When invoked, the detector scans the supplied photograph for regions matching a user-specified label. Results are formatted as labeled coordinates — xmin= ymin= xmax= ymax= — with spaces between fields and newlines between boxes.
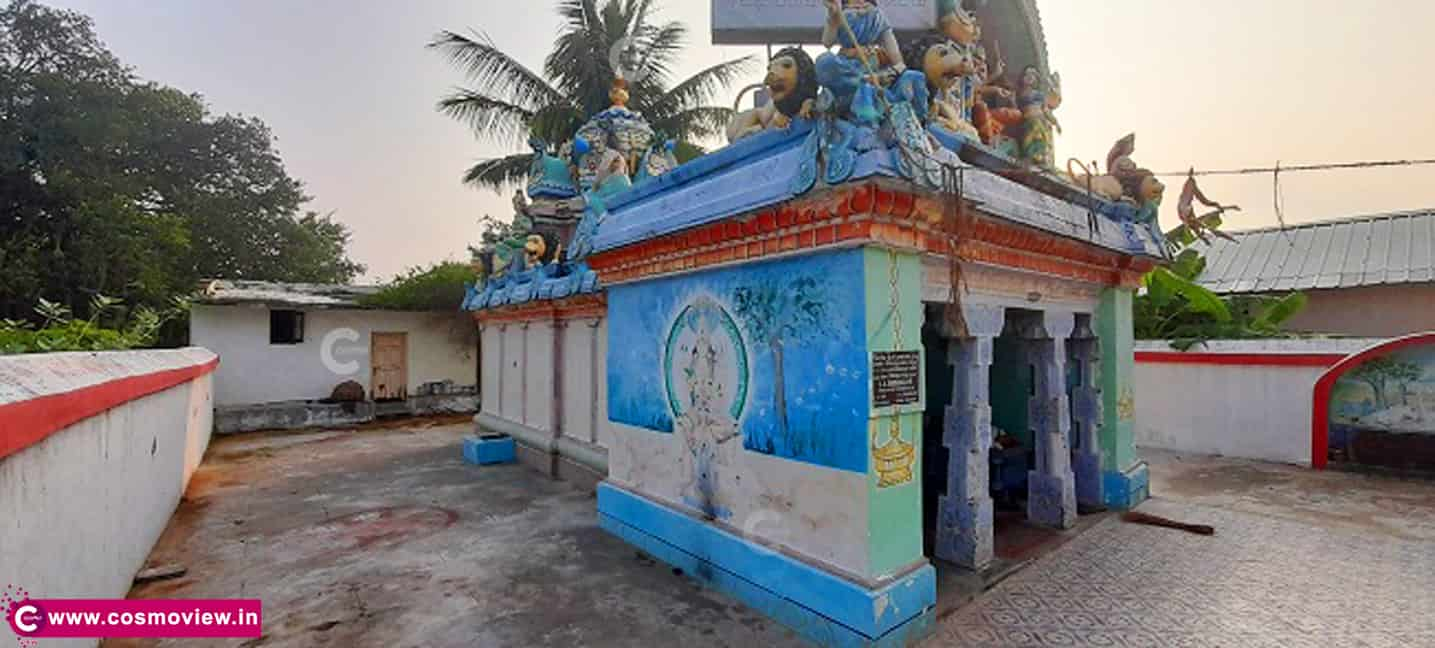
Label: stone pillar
xmin=1023 ymin=311 xmax=1077 ymax=530
xmin=1098 ymin=288 xmax=1149 ymax=509
xmin=934 ymin=304 xmax=1003 ymax=570
xmin=1068 ymin=316 xmax=1103 ymax=509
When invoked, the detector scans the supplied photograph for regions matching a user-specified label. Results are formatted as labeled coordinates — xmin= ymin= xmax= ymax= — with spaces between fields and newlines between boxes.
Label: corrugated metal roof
xmin=1195 ymin=209 xmax=1435 ymax=294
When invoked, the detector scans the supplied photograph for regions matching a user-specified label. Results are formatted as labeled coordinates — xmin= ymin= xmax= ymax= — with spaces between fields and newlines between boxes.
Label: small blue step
xmin=463 ymin=434 xmax=516 ymax=465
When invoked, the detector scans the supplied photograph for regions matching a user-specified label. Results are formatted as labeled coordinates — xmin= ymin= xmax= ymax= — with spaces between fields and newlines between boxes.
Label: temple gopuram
xmin=465 ymin=1 xmax=1164 ymax=644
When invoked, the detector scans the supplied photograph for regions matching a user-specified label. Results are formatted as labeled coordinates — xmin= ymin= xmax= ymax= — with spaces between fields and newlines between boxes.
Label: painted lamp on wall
xmin=872 ymin=418 xmax=916 ymax=487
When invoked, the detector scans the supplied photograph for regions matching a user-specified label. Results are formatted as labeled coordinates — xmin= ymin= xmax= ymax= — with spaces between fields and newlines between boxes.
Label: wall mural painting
xmin=1328 ymin=344 xmax=1435 ymax=471
xmin=608 ymin=249 xmax=870 ymax=482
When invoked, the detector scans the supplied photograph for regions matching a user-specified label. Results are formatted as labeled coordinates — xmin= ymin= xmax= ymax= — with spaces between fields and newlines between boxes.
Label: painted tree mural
xmin=730 ymin=276 xmax=836 ymax=442
xmin=1351 ymin=356 xmax=1424 ymax=409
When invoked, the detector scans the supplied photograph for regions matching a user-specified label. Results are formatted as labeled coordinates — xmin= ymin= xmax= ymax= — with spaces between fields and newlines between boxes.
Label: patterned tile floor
xmin=930 ymin=496 xmax=1435 ymax=647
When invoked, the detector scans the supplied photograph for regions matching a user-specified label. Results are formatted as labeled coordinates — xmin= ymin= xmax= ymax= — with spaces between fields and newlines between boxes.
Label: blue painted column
xmin=1068 ymin=317 xmax=1104 ymax=508
xmin=1023 ymin=311 xmax=1077 ymax=530
xmin=934 ymin=304 xmax=1003 ymax=570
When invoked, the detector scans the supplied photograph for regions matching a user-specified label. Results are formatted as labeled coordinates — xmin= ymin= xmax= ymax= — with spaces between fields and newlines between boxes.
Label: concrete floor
xmin=114 ymin=425 xmax=1435 ymax=647
xmin=110 ymin=419 xmax=806 ymax=647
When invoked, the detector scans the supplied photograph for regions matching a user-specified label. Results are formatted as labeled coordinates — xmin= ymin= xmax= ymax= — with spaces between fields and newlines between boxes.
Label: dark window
xmin=270 ymin=310 xmax=305 ymax=345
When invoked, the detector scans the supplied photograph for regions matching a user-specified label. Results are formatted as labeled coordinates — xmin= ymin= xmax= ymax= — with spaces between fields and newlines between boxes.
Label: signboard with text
xmin=871 ymin=350 xmax=922 ymax=409
xmin=711 ymin=0 xmax=939 ymax=45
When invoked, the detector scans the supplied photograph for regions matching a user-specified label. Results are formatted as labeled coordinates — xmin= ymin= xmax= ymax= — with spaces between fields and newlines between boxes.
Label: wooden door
xmin=371 ymin=332 xmax=408 ymax=401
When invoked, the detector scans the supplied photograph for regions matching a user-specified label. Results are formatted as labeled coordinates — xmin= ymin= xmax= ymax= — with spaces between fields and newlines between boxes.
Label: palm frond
xmin=436 ymin=91 xmax=535 ymax=148
xmin=528 ymin=103 xmax=587 ymax=145
xmin=462 ymin=152 xmax=535 ymax=193
xmin=630 ymin=21 xmax=686 ymax=87
xmin=556 ymin=0 xmax=602 ymax=33
xmin=428 ymin=30 xmax=564 ymax=111
xmin=649 ymin=106 xmax=735 ymax=142
xmin=546 ymin=28 xmax=614 ymax=115
xmin=641 ymin=55 xmax=756 ymax=119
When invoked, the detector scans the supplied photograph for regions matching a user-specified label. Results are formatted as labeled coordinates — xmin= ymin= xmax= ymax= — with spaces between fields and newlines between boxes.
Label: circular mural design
xmin=663 ymin=296 xmax=749 ymax=421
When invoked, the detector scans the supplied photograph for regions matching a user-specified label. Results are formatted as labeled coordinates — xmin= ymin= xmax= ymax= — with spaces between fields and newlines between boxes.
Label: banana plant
xmin=1135 ymin=248 xmax=1308 ymax=350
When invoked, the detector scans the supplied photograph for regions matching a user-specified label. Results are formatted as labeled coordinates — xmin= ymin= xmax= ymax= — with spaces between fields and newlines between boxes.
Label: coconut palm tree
xmin=431 ymin=0 xmax=754 ymax=191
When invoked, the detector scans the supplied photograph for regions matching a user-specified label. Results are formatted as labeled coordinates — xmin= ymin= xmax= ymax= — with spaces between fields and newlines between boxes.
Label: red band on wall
xmin=0 ymin=357 xmax=219 ymax=461
xmin=1135 ymin=351 xmax=1347 ymax=367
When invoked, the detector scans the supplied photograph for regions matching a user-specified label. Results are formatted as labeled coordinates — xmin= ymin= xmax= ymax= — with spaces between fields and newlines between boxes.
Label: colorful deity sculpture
xmin=900 ymin=34 xmax=978 ymax=140
xmin=815 ymin=0 xmax=906 ymax=122
xmin=969 ymin=44 xmax=1022 ymax=152
xmin=1015 ymin=65 xmax=1060 ymax=169
xmin=726 ymin=47 xmax=820 ymax=142
xmin=526 ymin=137 xmax=579 ymax=200
xmin=937 ymin=0 xmax=982 ymax=46
xmin=572 ymin=78 xmax=653 ymax=190
xmin=636 ymin=138 xmax=680 ymax=183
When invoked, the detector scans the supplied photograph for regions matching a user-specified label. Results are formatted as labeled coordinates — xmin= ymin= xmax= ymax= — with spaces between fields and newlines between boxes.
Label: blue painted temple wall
xmin=607 ymin=248 xmax=871 ymax=473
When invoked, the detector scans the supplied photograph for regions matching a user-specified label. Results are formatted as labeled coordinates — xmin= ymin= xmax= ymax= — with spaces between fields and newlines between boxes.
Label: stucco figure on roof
xmin=1173 ymin=169 xmax=1240 ymax=247
xmin=726 ymin=47 xmax=818 ymax=143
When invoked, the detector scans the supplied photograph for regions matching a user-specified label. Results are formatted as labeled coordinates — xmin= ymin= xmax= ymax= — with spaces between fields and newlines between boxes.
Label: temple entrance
xmin=920 ymin=309 xmax=952 ymax=559
xmin=988 ymin=312 xmax=1044 ymax=562
xmin=922 ymin=304 xmax=1099 ymax=579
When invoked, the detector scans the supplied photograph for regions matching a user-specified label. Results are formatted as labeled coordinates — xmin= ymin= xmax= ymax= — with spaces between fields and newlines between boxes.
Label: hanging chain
xmin=872 ymin=245 xmax=915 ymax=487
xmin=886 ymin=247 xmax=902 ymax=443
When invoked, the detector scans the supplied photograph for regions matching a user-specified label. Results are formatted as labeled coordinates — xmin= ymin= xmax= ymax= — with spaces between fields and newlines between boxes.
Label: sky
xmin=50 ymin=0 xmax=1435 ymax=281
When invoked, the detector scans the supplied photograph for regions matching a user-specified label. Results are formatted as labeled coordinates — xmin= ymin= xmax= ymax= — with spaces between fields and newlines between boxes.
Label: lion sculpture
xmin=725 ymin=47 xmax=819 ymax=143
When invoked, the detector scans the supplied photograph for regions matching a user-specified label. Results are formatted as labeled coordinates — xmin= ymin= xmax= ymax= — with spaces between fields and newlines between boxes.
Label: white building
xmin=190 ymin=280 xmax=478 ymax=432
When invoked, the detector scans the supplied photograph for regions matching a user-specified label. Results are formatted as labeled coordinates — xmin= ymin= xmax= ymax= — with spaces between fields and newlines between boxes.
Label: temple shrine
xmin=464 ymin=1 xmax=1165 ymax=644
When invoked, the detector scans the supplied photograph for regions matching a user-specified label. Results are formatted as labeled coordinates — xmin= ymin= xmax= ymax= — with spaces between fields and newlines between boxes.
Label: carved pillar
xmin=588 ymin=318 xmax=602 ymax=446
xmin=934 ymin=303 xmax=1003 ymax=570
xmin=553 ymin=318 xmax=566 ymax=438
xmin=496 ymin=323 xmax=509 ymax=420
xmin=1068 ymin=316 xmax=1104 ymax=509
xmin=1022 ymin=311 xmax=1076 ymax=530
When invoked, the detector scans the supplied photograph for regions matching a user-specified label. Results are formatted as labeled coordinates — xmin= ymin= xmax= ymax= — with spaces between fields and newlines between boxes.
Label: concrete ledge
xmin=515 ymin=440 xmax=556 ymax=476
xmin=218 ymin=394 xmax=478 ymax=434
xmin=556 ymin=455 xmax=604 ymax=492
xmin=1103 ymin=462 xmax=1150 ymax=510
xmin=216 ymin=400 xmax=375 ymax=434
xmin=597 ymin=482 xmax=935 ymax=645
xmin=1 ymin=349 xmax=214 ymax=601
xmin=0 ymin=348 xmax=217 ymax=459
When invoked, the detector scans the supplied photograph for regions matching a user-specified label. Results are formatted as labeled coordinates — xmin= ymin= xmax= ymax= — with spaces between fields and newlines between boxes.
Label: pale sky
xmin=52 ymin=0 xmax=1435 ymax=280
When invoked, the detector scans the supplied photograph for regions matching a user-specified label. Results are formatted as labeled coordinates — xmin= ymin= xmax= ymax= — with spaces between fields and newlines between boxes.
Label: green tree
xmin=1351 ymin=356 xmax=1424 ymax=409
xmin=730 ymin=276 xmax=836 ymax=443
xmin=430 ymin=0 xmax=753 ymax=191
xmin=0 ymin=294 xmax=187 ymax=354
xmin=0 ymin=0 xmax=363 ymax=323
xmin=360 ymin=262 xmax=477 ymax=312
